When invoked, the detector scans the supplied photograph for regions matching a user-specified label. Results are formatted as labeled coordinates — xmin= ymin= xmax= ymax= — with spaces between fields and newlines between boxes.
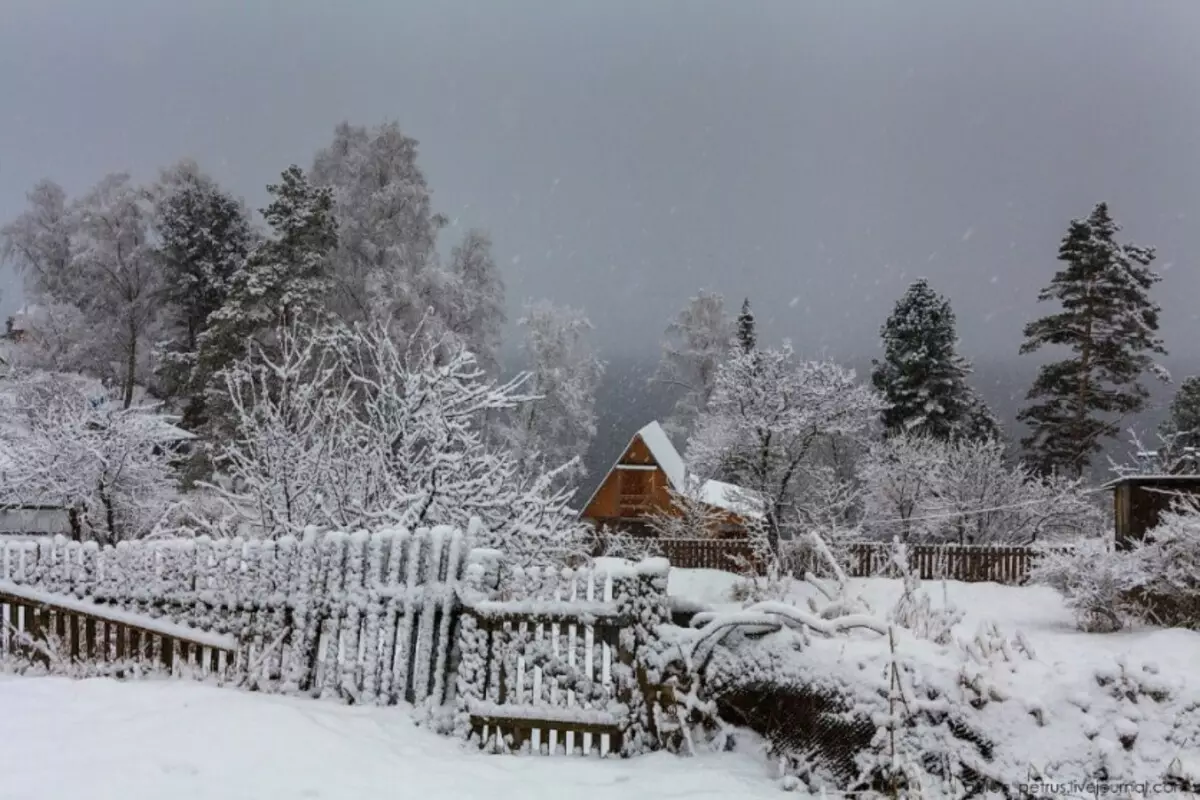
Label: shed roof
xmin=1102 ymin=473 xmax=1200 ymax=490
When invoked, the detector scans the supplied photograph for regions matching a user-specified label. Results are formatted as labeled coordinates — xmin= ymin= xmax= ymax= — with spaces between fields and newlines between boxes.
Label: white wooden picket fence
xmin=0 ymin=526 xmax=468 ymax=706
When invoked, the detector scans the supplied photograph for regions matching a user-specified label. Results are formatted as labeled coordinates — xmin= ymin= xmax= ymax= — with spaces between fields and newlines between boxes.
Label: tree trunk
xmin=123 ymin=315 xmax=138 ymax=409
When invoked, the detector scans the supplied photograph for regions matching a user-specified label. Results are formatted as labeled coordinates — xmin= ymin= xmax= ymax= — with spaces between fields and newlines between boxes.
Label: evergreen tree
xmin=151 ymin=160 xmax=254 ymax=427
xmin=195 ymin=165 xmax=338 ymax=439
xmin=736 ymin=297 xmax=757 ymax=353
xmin=871 ymin=278 xmax=981 ymax=441
xmin=1019 ymin=202 xmax=1167 ymax=477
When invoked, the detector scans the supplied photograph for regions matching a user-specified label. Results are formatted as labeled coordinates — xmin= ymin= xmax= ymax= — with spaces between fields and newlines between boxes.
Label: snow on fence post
xmin=318 ymin=532 xmax=349 ymax=700
xmin=612 ymin=556 xmax=671 ymax=757
xmin=454 ymin=547 xmax=504 ymax=739
xmin=360 ymin=530 xmax=387 ymax=705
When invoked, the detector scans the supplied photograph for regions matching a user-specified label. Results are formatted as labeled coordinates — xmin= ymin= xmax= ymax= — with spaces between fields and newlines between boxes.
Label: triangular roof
xmin=580 ymin=420 xmax=764 ymax=520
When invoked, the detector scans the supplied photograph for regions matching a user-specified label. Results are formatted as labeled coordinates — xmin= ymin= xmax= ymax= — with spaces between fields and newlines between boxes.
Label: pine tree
xmin=152 ymin=160 xmax=254 ymax=427
xmin=871 ymin=278 xmax=982 ymax=441
xmin=736 ymin=297 xmax=757 ymax=353
xmin=195 ymin=165 xmax=338 ymax=442
xmin=1019 ymin=202 xmax=1166 ymax=477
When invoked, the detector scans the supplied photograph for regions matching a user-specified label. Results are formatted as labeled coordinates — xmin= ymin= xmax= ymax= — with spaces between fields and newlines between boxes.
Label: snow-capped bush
xmin=861 ymin=435 xmax=1103 ymax=545
xmin=1125 ymin=506 xmax=1200 ymax=629
xmin=201 ymin=319 xmax=589 ymax=564
xmin=1029 ymin=539 xmax=1145 ymax=633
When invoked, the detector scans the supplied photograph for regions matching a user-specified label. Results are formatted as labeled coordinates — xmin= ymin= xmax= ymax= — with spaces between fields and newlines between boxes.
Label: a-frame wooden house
xmin=579 ymin=420 xmax=762 ymax=537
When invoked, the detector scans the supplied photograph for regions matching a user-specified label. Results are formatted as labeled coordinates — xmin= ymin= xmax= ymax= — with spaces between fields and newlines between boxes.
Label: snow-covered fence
xmin=0 ymin=527 xmax=467 ymax=705
xmin=0 ymin=580 xmax=237 ymax=677
xmin=658 ymin=537 xmax=1065 ymax=584
xmin=454 ymin=553 xmax=671 ymax=757
xmin=845 ymin=542 xmax=1070 ymax=583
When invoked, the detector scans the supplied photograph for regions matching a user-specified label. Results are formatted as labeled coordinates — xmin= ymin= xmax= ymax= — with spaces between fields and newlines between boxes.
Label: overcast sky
xmin=2 ymin=0 xmax=1199 ymax=362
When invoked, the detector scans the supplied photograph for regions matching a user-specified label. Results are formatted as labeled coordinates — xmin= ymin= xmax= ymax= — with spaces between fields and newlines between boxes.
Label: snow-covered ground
xmin=668 ymin=567 xmax=1200 ymax=680
xmin=0 ymin=676 xmax=782 ymax=800
xmin=4 ymin=568 xmax=1198 ymax=800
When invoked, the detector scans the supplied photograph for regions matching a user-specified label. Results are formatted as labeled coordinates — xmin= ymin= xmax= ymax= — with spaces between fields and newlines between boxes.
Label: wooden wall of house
xmin=581 ymin=435 xmax=675 ymax=523
xmin=580 ymin=434 xmax=753 ymax=538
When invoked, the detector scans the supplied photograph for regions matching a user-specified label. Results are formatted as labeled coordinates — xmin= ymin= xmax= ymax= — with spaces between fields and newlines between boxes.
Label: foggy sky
xmin=2 ymin=0 xmax=1199 ymax=364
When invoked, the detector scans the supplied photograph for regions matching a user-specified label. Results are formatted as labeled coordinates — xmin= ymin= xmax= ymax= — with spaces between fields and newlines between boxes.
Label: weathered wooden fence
xmin=657 ymin=538 xmax=1062 ymax=584
xmin=0 ymin=580 xmax=237 ymax=676
xmin=454 ymin=554 xmax=671 ymax=757
xmin=0 ymin=526 xmax=467 ymax=705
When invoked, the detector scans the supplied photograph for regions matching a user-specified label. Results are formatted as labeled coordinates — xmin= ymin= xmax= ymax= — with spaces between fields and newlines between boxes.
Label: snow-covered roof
xmin=1102 ymin=473 xmax=1200 ymax=489
xmin=692 ymin=477 xmax=766 ymax=520
xmin=580 ymin=419 xmax=762 ymax=521
xmin=635 ymin=421 xmax=686 ymax=489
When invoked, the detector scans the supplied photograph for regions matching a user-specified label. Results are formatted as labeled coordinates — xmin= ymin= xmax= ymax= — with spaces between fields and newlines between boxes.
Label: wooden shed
xmin=1105 ymin=474 xmax=1200 ymax=550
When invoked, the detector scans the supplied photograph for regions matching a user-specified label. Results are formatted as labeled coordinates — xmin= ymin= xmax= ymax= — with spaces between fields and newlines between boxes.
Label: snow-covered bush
xmin=1126 ymin=506 xmax=1200 ymax=629
xmin=0 ymin=369 xmax=182 ymax=543
xmin=861 ymin=434 xmax=1103 ymax=545
xmin=1028 ymin=539 xmax=1145 ymax=633
xmin=200 ymin=319 xmax=589 ymax=564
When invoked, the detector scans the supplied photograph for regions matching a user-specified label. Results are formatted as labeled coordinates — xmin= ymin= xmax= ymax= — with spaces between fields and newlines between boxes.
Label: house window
xmin=618 ymin=466 xmax=654 ymax=517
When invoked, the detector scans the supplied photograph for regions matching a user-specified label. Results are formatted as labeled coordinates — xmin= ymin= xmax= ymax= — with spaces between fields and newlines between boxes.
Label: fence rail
xmin=0 ymin=580 xmax=237 ymax=676
xmin=653 ymin=538 xmax=1064 ymax=584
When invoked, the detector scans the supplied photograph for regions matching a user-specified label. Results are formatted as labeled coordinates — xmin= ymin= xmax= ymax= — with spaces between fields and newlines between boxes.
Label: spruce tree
xmin=736 ymin=297 xmax=757 ymax=353
xmin=871 ymin=278 xmax=982 ymax=440
xmin=152 ymin=162 xmax=253 ymax=427
xmin=1018 ymin=202 xmax=1166 ymax=477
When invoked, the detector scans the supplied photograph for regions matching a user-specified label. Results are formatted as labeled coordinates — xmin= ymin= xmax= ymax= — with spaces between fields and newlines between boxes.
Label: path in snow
xmin=0 ymin=677 xmax=784 ymax=800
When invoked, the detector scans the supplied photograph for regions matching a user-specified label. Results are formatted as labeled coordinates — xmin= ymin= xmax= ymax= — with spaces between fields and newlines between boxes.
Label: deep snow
xmin=0 ymin=676 xmax=783 ymax=800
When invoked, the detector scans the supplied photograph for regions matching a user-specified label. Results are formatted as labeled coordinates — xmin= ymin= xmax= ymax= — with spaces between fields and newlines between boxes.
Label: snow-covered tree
xmin=735 ymin=297 xmax=756 ymax=354
xmin=859 ymin=435 xmax=947 ymax=544
xmin=1 ymin=180 xmax=73 ymax=300
xmin=3 ymin=175 xmax=163 ymax=408
xmin=1019 ymin=202 xmax=1168 ymax=477
xmin=442 ymin=229 xmax=506 ymax=376
xmin=1156 ymin=376 xmax=1200 ymax=472
xmin=861 ymin=434 xmax=1103 ymax=545
xmin=652 ymin=290 xmax=734 ymax=440
xmin=503 ymin=300 xmax=604 ymax=484
xmin=151 ymin=160 xmax=255 ymax=427
xmin=0 ymin=369 xmax=182 ymax=543
xmin=197 ymin=165 xmax=338 ymax=425
xmin=871 ymin=278 xmax=990 ymax=441
xmin=204 ymin=319 xmax=587 ymax=564
xmin=67 ymin=174 xmax=164 ymax=408
xmin=688 ymin=345 xmax=881 ymax=551
xmin=310 ymin=121 xmax=446 ymax=329
xmin=0 ymin=302 xmax=98 ymax=377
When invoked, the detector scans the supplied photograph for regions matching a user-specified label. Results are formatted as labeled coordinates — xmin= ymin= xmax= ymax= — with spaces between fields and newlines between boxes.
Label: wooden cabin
xmin=579 ymin=420 xmax=762 ymax=537
xmin=1105 ymin=474 xmax=1200 ymax=550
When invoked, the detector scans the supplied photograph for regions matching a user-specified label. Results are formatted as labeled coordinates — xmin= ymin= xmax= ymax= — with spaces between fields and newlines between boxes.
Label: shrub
xmin=1028 ymin=539 xmax=1145 ymax=632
